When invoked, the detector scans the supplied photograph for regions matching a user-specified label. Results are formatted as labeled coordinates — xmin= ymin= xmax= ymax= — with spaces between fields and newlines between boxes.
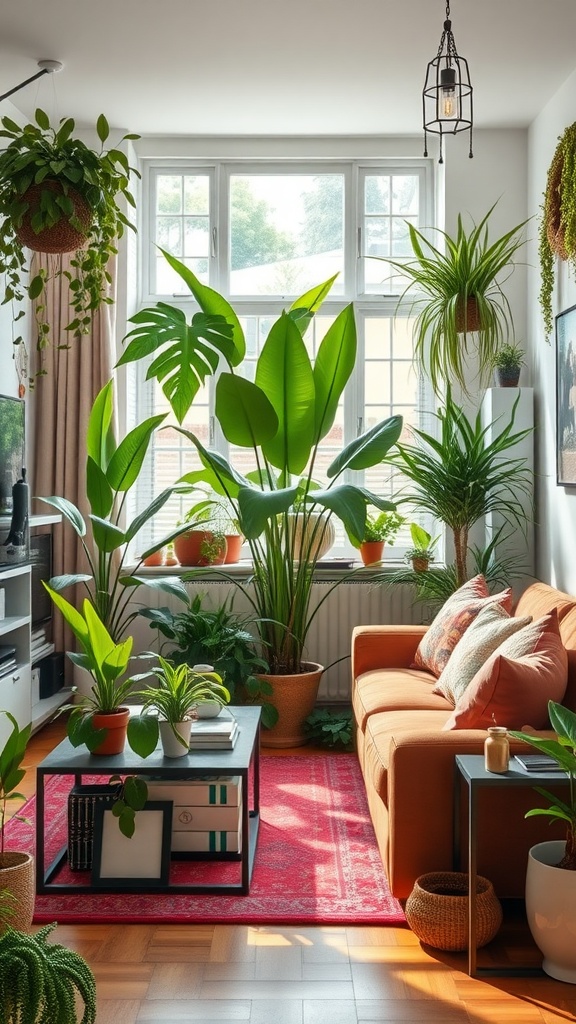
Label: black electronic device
xmin=29 ymin=532 xmax=53 ymax=628
xmin=39 ymin=651 xmax=65 ymax=699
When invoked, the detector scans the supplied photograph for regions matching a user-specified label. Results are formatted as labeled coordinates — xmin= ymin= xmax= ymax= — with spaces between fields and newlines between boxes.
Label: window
xmin=131 ymin=159 xmax=433 ymax=559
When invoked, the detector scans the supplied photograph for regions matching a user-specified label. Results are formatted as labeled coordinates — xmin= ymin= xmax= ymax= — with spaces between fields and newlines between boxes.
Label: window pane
xmin=229 ymin=174 xmax=344 ymax=296
xmin=363 ymin=172 xmax=420 ymax=295
xmin=153 ymin=173 xmax=210 ymax=293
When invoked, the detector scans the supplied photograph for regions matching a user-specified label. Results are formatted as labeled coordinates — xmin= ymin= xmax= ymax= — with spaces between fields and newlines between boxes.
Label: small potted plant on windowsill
xmin=172 ymin=499 xmax=228 ymax=567
xmin=404 ymin=523 xmax=438 ymax=572
xmin=492 ymin=341 xmax=524 ymax=388
xmin=353 ymin=510 xmax=404 ymax=566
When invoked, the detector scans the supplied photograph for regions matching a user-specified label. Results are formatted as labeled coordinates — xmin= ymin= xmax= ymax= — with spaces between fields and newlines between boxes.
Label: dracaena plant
xmin=39 ymin=378 xmax=189 ymax=642
xmin=510 ymin=701 xmax=576 ymax=870
xmin=117 ymin=253 xmax=403 ymax=675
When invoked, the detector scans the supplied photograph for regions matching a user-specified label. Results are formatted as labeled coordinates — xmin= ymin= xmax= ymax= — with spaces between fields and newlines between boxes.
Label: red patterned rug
xmin=5 ymin=754 xmax=405 ymax=926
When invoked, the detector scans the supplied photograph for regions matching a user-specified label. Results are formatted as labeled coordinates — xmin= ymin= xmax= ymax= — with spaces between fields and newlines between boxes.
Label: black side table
xmin=454 ymin=753 xmax=567 ymax=977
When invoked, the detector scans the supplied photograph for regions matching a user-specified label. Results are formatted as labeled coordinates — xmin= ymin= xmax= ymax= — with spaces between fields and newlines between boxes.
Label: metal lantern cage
xmin=423 ymin=2 xmax=473 ymax=164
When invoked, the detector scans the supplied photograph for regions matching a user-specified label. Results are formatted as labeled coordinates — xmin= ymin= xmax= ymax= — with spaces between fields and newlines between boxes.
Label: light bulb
xmin=439 ymin=66 xmax=457 ymax=120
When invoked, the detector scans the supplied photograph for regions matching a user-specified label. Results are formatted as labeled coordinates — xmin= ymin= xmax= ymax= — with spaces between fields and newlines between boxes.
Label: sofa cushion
xmin=363 ymin=709 xmax=453 ymax=807
xmin=353 ymin=668 xmax=452 ymax=731
xmin=412 ymin=575 xmax=513 ymax=678
xmin=444 ymin=609 xmax=568 ymax=730
xmin=514 ymin=581 xmax=576 ymax=622
xmin=432 ymin=602 xmax=532 ymax=705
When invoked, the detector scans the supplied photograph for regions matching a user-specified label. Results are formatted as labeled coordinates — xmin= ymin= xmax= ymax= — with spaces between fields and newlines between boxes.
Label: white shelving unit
xmin=0 ymin=513 xmax=65 ymax=746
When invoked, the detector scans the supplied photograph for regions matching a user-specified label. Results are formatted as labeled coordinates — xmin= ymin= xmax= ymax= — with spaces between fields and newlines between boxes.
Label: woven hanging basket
xmin=455 ymin=295 xmax=481 ymax=334
xmin=0 ymin=851 xmax=35 ymax=933
xmin=546 ymin=153 xmax=569 ymax=261
xmin=15 ymin=180 xmax=91 ymax=254
xmin=405 ymin=870 xmax=503 ymax=951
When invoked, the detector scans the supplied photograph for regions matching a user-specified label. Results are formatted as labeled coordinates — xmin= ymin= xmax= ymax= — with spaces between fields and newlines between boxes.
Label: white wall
xmin=527 ymin=70 xmax=576 ymax=591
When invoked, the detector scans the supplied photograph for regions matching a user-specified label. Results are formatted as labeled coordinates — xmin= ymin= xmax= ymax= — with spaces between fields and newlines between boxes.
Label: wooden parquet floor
xmin=9 ymin=720 xmax=576 ymax=1023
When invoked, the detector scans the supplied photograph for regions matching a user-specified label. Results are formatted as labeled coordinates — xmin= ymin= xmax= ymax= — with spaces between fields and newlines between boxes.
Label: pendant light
xmin=422 ymin=1 xmax=473 ymax=164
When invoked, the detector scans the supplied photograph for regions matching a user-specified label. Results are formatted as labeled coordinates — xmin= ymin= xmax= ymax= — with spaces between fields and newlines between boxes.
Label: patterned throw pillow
xmin=412 ymin=575 xmax=513 ymax=678
xmin=432 ymin=602 xmax=532 ymax=705
xmin=443 ymin=609 xmax=568 ymax=730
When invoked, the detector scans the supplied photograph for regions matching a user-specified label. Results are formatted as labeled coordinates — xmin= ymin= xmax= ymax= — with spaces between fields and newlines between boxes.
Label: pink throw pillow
xmin=412 ymin=575 xmax=513 ymax=678
xmin=443 ymin=609 xmax=568 ymax=731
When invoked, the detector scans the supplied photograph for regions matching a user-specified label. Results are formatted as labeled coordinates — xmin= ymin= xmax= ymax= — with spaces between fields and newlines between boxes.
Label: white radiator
xmin=130 ymin=578 xmax=426 ymax=702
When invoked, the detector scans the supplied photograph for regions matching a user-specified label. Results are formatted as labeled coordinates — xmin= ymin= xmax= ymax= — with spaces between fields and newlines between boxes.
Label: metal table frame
xmin=454 ymin=753 xmax=567 ymax=978
xmin=35 ymin=705 xmax=261 ymax=896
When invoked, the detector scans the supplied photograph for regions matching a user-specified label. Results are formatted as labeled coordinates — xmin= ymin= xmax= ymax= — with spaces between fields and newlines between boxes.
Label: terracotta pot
xmin=258 ymin=662 xmax=324 ymax=748
xmin=0 ymin=852 xmax=34 ymax=933
xmin=15 ymin=180 xmax=91 ymax=254
xmin=91 ymin=707 xmax=130 ymax=755
xmin=360 ymin=540 xmax=385 ymax=566
xmin=142 ymin=547 xmax=166 ymax=567
xmin=224 ymin=533 xmax=243 ymax=563
xmin=411 ymin=556 xmax=431 ymax=572
xmin=455 ymin=295 xmax=481 ymax=334
xmin=173 ymin=530 xmax=227 ymax=566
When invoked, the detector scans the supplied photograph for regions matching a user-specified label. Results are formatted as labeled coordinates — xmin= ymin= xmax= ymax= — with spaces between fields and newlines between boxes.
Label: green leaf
xmin=37 ymin=495 xmax=86 ymax=536
xmin=312 ymin=304 xmax=356 ymax=442
xmin=86 ymin=455 xmax=114 ymax=518
xmin=123 ymin=774 xmax=149 ymax=810
xmin=87 ymin=380 xmax=115 ymax=470
xmin=288 ymin=274 xmax=339 ymax=334
xmin=44 ymin=584 xmax=90 ymax=648
xmin=96 ymin=114 xmax=110 ymax=143
xmin=238 ymin=485 xmax=299 ymax=539
xmin=328 ymin=415 xmax=403 ymax=477
xmin=28 ymin=275 xmax=44 ymax=300
xmin=215 ymin=373 xmax=278 ymax=449
xmin=127 ymin=716 xmax=159 ymax=758
xmin=256 ymin=312 xmax=315 ymax=475
xmin=89 ymin=515 xmax=126 ymax=553
xmin=35 ymin=108 xmax=50 ymax=130
xmin=106 ymin=415 xmax=165 ymax=491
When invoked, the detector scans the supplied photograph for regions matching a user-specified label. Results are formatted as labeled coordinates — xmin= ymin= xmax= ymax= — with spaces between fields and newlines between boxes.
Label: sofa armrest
xmin=351 ymin=624 xmax=428 ymax=677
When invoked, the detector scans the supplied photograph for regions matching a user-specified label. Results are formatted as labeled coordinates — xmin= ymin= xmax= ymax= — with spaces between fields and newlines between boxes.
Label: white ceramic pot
xmin=158 ymin=719 xmax=192 ymax=758
xmin=196 ymin=701 xmax=222 ymax=719
xmin=526 ymin=840 xmax=576 ymax=983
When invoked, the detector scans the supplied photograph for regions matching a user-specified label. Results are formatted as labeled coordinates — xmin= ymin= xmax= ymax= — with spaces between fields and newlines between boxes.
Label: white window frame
xmin=131 ymin=157 xmax=435 ymax=561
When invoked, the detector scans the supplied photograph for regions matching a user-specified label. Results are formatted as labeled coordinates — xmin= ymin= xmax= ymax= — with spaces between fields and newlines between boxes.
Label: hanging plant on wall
xmin=539 ymin=121 xmax=576 ymax=339
xmin=0 ymin=108 xmax=140 ymax=373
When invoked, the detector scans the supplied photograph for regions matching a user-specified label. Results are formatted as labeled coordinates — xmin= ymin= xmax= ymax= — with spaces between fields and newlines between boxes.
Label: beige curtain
xmin=31 ymin=253 xmax=115 ymax=656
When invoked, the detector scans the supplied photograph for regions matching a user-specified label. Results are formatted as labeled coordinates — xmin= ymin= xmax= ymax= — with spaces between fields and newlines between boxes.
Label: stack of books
xmin=0 ymin=644 xmax=17 ymax=677
xmin=31 ymin=626 xmax=54 ymax=665
xmin=189 ymin=710 xmax=239 ymax=750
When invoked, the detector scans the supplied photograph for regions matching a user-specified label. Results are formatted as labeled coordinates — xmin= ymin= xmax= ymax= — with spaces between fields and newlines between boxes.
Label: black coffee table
xmin=35 ymin=705 xmax=261 ymax=895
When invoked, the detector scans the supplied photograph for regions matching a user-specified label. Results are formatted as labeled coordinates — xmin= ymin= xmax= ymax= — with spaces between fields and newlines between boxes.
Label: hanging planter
xmin=0 ymin=108 xmax=140 ymax=372
xmin=539 ymin=122 xmax=576 ymax=339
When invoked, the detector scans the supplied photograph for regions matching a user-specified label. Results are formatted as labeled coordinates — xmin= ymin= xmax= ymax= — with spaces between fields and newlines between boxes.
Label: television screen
xmin=0 ymin=394 xmax=25 ymax=516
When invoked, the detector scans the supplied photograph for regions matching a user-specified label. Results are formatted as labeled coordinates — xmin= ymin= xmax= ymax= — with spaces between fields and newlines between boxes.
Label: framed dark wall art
xmin=556 ymin=303 xmax=576 ymax=485
xmin=91 ymin=801 xmax=173 ymax=888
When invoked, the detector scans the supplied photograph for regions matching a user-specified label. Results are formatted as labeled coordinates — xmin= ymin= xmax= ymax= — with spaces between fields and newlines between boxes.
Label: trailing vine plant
xmin=539 ymin=122 xmax=576 ymax=339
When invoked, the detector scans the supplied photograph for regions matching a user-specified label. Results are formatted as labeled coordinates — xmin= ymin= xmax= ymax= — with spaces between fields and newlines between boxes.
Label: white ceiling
xmin=1 ymin=0 xmax=575 ymax=137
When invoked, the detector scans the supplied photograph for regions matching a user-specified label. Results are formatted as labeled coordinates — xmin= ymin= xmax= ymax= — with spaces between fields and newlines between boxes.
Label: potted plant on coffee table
xmin=0 ymin=712 xmax=34 ymax=933
xmin=117 ymin=254 xmax=404 ymax=747
xmin=128 ymin=656 xmax=230 ymax=758
xmin=0 ymin=107 xmax=139 ymax=363
xmin=509 ymin=701 xmax=576 ymax=983
xmin=0 ymin=920 xmax=97 ymax=1023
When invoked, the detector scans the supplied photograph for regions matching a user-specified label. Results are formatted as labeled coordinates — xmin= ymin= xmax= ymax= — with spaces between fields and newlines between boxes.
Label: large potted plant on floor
xmin=510 ymin=701 xmax=576 ymax=983
xmin=0 ymin=920 xmax=97 ymax=1023
xmin=117 ymin=253 xmax=403 ymax=746
xmin=0 ymin=712 xmax=34 ymax=933
xmin=376 ymin=203 xmax=527 ymax=395
xmin=0 ymin=108 xmax=139 ymax=361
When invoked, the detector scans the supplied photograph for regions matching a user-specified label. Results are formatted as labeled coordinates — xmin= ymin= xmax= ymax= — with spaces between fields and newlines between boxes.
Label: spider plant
xmin=381 ymin=390 xmax=533 ymax=589
xmin=377 ymin=203 xmax=527 ymax=394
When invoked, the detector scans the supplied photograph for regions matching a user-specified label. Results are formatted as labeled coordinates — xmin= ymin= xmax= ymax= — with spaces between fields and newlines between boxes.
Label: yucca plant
xmin=381 ymin=390 xmax=533 ymax=589
xmin=0 ymin=922 xmax=97 ymax=1024
xmin=377 ymin=203 xmax=527 ymax=394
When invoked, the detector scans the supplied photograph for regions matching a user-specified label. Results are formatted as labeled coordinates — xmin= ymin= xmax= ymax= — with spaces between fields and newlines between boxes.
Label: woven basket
xmin=15 ymin=180 xmax=91 ymax=254
xmin=0 ymin=851 xmax=35 ymax=933
xmin=405 ymin=871 xmax=503 ymax=951
xmin=455 ymin=296 xmax=481 ymax=334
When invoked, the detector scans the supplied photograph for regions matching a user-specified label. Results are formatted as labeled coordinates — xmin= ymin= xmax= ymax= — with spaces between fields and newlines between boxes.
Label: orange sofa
xmin=351 ymin=581 xmax=576 ymax=900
